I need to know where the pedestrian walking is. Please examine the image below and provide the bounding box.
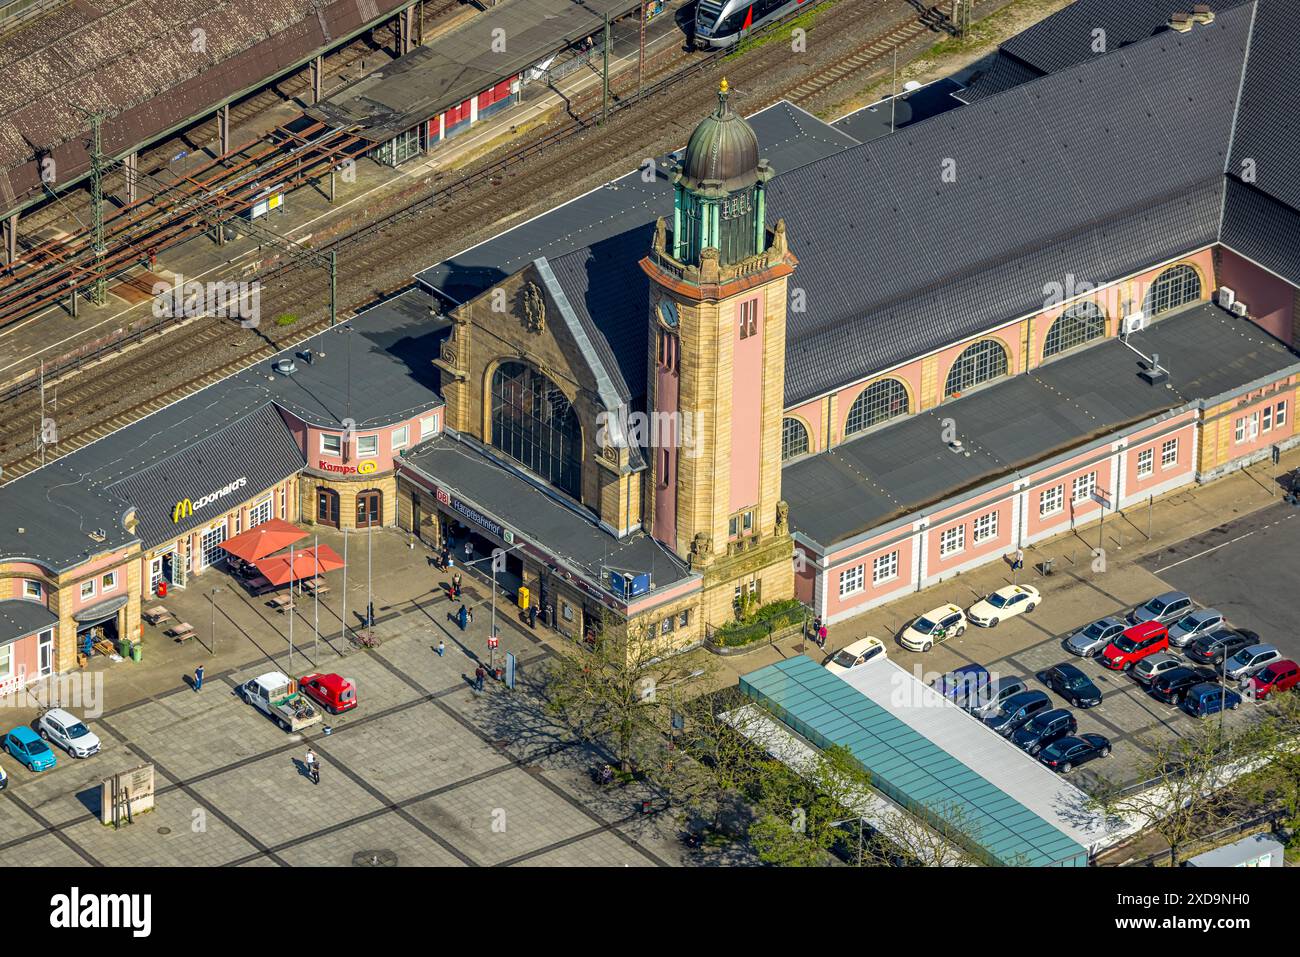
[466,607,474,627]
[452,572,462,598]
[193,664,204,692]
[528,603,537,629]
[305,748,319,785]
[817,625,828,649]
[436,639,445,657]
[474,665,486,692]
[463,541,473,564]
[457,604,468,631]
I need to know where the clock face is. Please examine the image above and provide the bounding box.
[657,298,679,328]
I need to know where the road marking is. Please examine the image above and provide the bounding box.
[1152,513,1295,573]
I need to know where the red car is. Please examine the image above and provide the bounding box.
[1101,621,1168,671]
[298,673,357,714]
[1246,659,1300,700]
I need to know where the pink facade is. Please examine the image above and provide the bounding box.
[1219,388,1295,460]
[291,410,440,478]
[729,296,763,513]
[652,331,680,547]
[1217,247,1296,344]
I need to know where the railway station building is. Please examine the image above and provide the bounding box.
[3,0,1300,686]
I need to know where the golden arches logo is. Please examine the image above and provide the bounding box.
[358,460,377,474]
[172,499,194,523]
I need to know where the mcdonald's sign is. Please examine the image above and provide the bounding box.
[172,499,194,523]
[171,476,248,523]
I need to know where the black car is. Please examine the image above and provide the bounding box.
[1011,708,1077,755]
[983,690,1052,737]
[1149,666,1217,704]
[1185,629,1256,667]
[1038,733,1112,773]
[1041,663,1103,708]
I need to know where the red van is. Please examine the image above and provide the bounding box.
[1101,621,1169,671]
[298,673,357,714]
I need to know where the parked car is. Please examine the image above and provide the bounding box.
[1222,644,1282,682]
[967,675,1028,718]
[1181,682,1242,718]
[1064,616,1127,658]
[1128,591,1194,626]
[932,664,989,708]
[1167,608,1225,648]
[1041,663,1102,708]
[1245,660,1300,701]
[900,604,967,652]
[966,584,1040,628]
[1132,652,1182,687]
[1185,629,1256,667]
[0,764,6,790]
[1038,733,1112,773]
[825,637,887,675]
[1149,666,1217,704]
[1011,708,1077,755]
[1102,621,1169,672]
[3,726,56,772]
[36,708,101,758]
[298,672,358,715]
[984,690,1051,737]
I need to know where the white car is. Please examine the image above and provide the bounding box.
[966,585,1040,627]
[825,637,887,675]
[900,605,967,652]
[37,708,101,758]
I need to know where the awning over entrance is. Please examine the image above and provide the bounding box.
[220,518,308,562]
[73,594,130,625]
[254,544,345,586]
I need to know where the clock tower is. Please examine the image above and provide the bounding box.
[640,79,797,628]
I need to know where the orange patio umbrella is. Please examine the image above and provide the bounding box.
[220,518,307,563]
[253,544,346,586]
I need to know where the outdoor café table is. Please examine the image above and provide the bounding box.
[166,622,195,640]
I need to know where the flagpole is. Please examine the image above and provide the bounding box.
[288,542,295,675]
[313,533,319,658]
[367,522,373,632]
[341,527,349,649]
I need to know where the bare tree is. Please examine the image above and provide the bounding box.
[1238,690,1300,842]
[858,799,982,867]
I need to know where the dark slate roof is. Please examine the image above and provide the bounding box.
[785,303,1300,547]
[1220,178,1300,285]
[0,600,58,646]
[956,51,1045,103]
[104,404,307,550]
[402,434,692,593]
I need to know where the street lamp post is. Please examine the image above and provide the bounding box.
[209,587,222,656]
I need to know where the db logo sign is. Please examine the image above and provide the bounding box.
[358,460,377,474]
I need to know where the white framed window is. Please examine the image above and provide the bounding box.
[1235,417,1246,444]
[1072,471,1097,503]
[939,525,965,558]
[420,414,439,439]
[1250,411,1260,440]
[250,496,274,528]
[678,610,690,628]
[1161,438,1178,469]
[320,433,342,455]
[1137,448,1154,478]
[1277,400,1288,428]
[80,580,96,601]
[102,571,117,592]
[1039,485,1064,517]
[1263,406,1273,432]
[357,434,379,457]
[0,643,9,679]
[972,511,999,543]
[839,564,865,597]
[872,550,899,585]
[22,580,41,600]
[391,425,409,450]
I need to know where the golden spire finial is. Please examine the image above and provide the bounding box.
[719,77,729,95]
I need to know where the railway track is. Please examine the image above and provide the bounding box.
[0,0,952,483]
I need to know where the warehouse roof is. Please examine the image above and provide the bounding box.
[740,655,1097,866]
[0,0,410,215]
[784,303,1300,548]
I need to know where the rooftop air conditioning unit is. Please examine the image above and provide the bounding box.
[1217,286,1236,309]
[1121,312,1146,335]
[1230,300,1249,317]
[273,358,297,376]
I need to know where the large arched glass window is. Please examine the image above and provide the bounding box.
[845,379,910,436]
[782,418,809,461]
[945,340,1008,398]
[1043,301,1106,358]
[491,361,582,498]
[1144,264,1201,317]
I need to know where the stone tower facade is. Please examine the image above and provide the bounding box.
[640,80,797,629]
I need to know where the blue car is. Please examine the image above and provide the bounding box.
[931,664,989,708]
[4,726,57,772]
[1181,683,1242,719]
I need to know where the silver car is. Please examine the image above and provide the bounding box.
[1168,608,1225,647]
[1223,643,1282,682]
[1132,652,1181,686]
[1129,591,1194,626]
[1064,616,1126,657]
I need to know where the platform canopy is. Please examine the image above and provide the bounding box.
[253,545,345,586]
[220,519,308,563]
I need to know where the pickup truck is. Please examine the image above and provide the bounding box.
[241,671,322,733]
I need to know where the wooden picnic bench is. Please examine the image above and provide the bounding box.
[303,581,330,596]
[267,595,295,613]
[142,606,173,626]
[166,622,195,641]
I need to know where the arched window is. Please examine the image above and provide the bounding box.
[845,379,910,436]
[945,340,1008,398]
[1043,301,1106,358]
[782,418,809,461]
[1144,264,1201,317]
[491,361,582,498]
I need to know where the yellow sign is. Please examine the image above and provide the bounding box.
[358,460,377,474]
[172,499,194,523]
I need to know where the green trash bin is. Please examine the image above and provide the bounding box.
[131,643,142,663]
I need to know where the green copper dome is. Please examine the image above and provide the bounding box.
[679,77,760,193]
